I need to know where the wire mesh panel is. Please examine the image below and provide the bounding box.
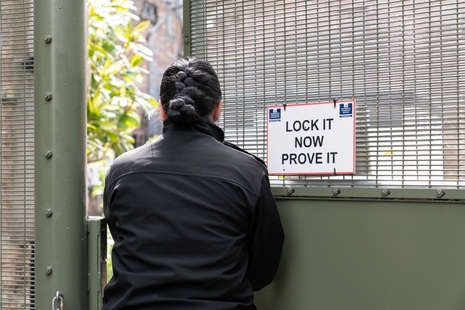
[188,0,465,189]
[0,0,35,309]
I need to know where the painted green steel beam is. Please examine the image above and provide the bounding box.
[88,217,107,310]
[183,0,192,56]
[271,186,465,201]
[34,0,88,309]
[182,0,208,59]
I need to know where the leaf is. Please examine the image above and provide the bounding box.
[88,90,102,114]
[130,54,144,67]
[134,20,151,33]
[98,121,117,131]
[135,96,158,113]
[118,113,141,131]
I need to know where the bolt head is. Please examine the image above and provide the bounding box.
[45,150,53,158]
[45,266,53,275]
[286,187,295,196]
[44,35,52,43]
[436,189,445,198]
[45,209,53,217]
[45,92,53,101]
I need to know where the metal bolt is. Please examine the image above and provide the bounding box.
[286,187,295,196]
[44,35,52,43]
[45,209,53,217]
[45,92,53,101]
[45,266,53,275]
[45,150,53,158]
[332,188,341,196]
[381,189,391,197]
[436,189,445,198]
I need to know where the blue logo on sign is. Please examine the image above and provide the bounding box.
[269,108,281,122]
[339,103,353,118]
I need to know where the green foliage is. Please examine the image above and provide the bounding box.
[86,0,158,281]
[87,0,157,163]
[107,229,115,282]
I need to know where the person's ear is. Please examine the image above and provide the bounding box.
[159,103,168,120]
[211,100,222,122]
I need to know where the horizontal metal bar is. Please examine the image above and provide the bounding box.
[272,186,465,201]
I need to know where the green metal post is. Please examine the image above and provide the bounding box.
[183,0,192,56]
[88,217,107,310]
[34,0,88,309]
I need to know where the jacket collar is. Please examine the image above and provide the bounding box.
[162,119,225,143]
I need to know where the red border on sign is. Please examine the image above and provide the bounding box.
[266,100,356,176]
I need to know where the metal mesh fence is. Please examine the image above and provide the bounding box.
[0,0,35,308]
[188,0,465,189]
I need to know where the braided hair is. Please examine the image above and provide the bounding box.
[160,57,222,126]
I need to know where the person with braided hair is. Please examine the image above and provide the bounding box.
[102,57,284,310]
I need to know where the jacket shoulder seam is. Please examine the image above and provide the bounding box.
[107,169,264,197]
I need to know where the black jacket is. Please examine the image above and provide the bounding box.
[103,120,284,310]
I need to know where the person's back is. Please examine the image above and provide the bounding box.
[103,58,284,310]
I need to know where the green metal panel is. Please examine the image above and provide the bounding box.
[255,190,465,310]
[87,217,107,310]
[34,0,87,309]
[183,0,192,56]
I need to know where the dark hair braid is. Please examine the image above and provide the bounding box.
[160,57,222,126]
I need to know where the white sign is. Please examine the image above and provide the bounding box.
[266,101,356,175]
